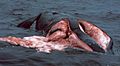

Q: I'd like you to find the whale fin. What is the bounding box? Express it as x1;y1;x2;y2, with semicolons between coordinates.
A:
17;14;41;29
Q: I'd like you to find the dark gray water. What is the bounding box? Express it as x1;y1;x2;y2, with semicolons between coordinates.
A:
0;0;120;66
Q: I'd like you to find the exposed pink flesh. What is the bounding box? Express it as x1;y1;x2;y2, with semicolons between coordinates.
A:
68;32;93;52
46;19;93;52
0;19;94;53
0;36;69;53
78;19;111;50
46;20;69;39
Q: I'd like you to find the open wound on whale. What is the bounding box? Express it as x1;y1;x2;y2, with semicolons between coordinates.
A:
0;36;69;53
78;19;111;51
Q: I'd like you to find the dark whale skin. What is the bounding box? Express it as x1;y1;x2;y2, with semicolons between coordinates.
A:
17;11;113;53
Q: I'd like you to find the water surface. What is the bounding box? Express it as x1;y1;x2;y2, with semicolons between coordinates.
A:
0;0;120;66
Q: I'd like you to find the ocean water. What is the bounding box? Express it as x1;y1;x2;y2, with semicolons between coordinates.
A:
0;0;120;66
